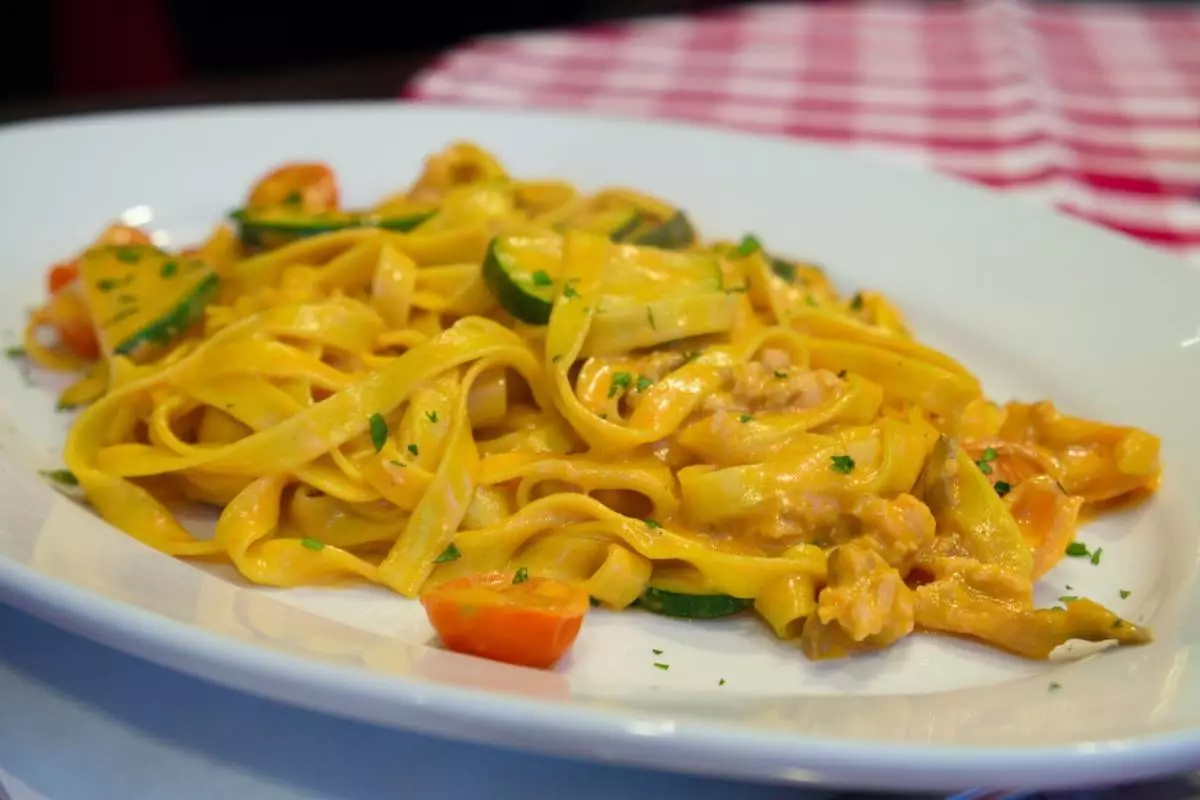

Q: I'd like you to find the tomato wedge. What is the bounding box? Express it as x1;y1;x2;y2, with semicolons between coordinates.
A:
47;261;79;294
248;163;340;212
420;571;589;669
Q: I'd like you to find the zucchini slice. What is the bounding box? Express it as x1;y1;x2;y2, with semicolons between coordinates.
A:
630;211;696;250
79;245;220;362
482;234;736;350
636;587;753;619
231;206;436;251
482;236;562;324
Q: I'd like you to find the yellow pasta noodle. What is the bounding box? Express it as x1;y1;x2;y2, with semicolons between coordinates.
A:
24;142;1162;661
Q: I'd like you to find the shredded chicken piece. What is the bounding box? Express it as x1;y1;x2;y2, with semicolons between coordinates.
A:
847;493;936;571
801;540;915;659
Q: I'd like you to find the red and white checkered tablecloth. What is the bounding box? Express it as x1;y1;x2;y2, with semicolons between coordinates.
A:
404;0;1200;264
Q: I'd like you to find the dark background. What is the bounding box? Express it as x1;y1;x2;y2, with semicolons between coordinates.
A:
0;0;743;122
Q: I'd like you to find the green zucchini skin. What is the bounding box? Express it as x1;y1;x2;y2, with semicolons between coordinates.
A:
636;587;753;619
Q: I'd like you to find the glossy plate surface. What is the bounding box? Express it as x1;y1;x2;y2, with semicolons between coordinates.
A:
0;104;1198;792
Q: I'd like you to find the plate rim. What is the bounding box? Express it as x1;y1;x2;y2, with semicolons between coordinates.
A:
1;100;1198;792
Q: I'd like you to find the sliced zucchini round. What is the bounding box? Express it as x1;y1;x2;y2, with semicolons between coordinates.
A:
231;207;436;250
632;211;696;250
481;235;563;324
636;587;753;619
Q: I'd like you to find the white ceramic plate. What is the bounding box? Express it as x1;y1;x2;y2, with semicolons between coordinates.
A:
1;104;1198;792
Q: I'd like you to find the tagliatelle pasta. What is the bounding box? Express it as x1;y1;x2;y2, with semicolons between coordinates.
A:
25;142;1162;661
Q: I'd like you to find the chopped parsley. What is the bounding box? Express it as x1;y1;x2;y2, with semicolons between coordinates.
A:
653;662;670;671
300;538;325;551
562;282;579;299
1048;682;1062;692
551;354;562;364
114;247;141;264
1112;619;1123;629
513;567;529;584
283;190;303;205
368;413;388;453
1065;542;1090;558
804;295;818;307
608;371;632;398
1120;589;1131;599
434;543;462;563
160;261;178;278
407;443;420;457
652;648;663;655
836;369;847;378
589;596;602;607
830;454;855;474
4;345;25;359
425;410;439;423
739;413;752;423
1058;595;1078;604
644;518;662;530
1065;584;1073;591
635;375;654;393
1090;547;1103;565
531;270;553;287
849;293;864;311
734;233;762;257
994;480;1012;497
773;370;788;379
389;460;406;468
117;293;136;305
718;678;726;686
40;469;78;487
646;307;656;330
976;446;998;475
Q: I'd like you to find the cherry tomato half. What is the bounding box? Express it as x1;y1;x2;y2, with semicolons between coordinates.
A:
420;571;589;669
47;261;79;294
46;289;100;360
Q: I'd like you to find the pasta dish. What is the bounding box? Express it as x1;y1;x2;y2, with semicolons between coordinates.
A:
23;142;1162;667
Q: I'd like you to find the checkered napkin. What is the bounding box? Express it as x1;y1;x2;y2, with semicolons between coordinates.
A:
404;0;1200;264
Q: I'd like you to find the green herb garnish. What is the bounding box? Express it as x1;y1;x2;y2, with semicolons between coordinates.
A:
994;480;1012;497
434;543;462;563
1090;547;1103;565
160;261;178;278
608;372;632;398
425;410;439;423
1119;589;1131;599
976;446;998;475
407;443;420;457
644;518;662;530
562;282;579;299
1048;682;1062;692
830;455;855;474
770;258;796;283
646;306;656;330
652;648;663;655
5;345;25;359
636;375;654;393
40;469;78;487
653;663;670;671
283;190;303;205
773;370;787;379
531;270;553;287
1058;595;1078;604
849;293;864;311
739;413;752;423
1065;542;1090;558
301;538;325;551
114;247;141;264
734;234;761;257
718;678;726;686
513;567;529;584
368;413;388;453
